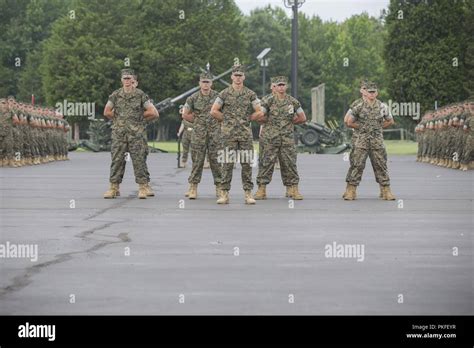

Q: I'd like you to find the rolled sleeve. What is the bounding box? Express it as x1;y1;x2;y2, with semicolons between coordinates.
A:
214;96;224;107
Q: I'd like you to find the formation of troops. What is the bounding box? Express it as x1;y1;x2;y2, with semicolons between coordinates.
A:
100;67;400;203
4;67;470;202
0;96;70;167
415;101;474;171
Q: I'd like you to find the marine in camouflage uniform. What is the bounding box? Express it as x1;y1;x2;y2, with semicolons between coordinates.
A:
210;65;264;204
113;77;152;186
343;82;396;200
344;79;385;198
103;68;159;199
255;76;306;200
182;72;221;199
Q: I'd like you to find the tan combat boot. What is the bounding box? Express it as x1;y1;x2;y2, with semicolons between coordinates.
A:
342;184;357;200
254;185;266;200
215;185;221;198
460;163;468;171
379;184;384;198
244;190;256;204
185;183;192;197
381;185;396;200
453;161;460;169
138;184;148;199
145;183;154;197
188;183;198;199
217;190;229;204
285;186;291;197
291;185;303;200
103;183;120;199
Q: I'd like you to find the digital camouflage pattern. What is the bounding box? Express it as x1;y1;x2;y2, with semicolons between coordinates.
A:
184;89;221;185
214;85;260;191
257;93;302;186
107;87;151;184
345;98;392;186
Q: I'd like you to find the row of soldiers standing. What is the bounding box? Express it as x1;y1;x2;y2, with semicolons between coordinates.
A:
415;100;474;171
0;96;70;167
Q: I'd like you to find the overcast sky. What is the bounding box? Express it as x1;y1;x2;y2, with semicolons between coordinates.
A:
235;0;390;22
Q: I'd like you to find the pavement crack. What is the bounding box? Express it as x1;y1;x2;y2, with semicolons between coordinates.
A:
0;219;131;299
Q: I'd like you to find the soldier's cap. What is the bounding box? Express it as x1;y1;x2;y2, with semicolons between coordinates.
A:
366;82;378;92
7;95;15;100
271;76;288;85
232;65;245;75
121;68;136;78
200;72;213;81
360;79;368;89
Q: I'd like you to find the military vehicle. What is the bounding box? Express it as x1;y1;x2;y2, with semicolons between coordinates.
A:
295;120;350;154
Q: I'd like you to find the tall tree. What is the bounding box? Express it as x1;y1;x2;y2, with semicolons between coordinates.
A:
384;0;470;118
39;0;246;138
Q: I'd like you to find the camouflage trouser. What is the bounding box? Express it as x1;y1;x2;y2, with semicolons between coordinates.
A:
417;135;422;158
430;135;438;158
113;135;150;183
220;137;254;191
109;131;149;184
257;136;299;186
12;127;22;161
346;145;390;186
461;133;473;164
181;130;192;162
0;128;13;161
188;134;222;185
422;133;430;157
454;130;464;162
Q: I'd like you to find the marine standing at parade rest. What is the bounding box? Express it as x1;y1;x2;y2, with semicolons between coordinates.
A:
103;68;158;199
210;65;264;204
182;72;222;199
255;76;306;200
343;82;396;200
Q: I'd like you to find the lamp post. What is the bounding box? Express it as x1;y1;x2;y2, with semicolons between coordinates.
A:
284;0;305;98
257;48;271;97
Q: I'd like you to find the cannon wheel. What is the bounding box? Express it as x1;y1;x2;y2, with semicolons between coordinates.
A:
301;129;320;146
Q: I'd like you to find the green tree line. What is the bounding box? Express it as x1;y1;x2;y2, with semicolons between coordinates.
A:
1;0;471;140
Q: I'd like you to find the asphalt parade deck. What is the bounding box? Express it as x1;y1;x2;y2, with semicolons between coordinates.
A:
0;152;472;314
